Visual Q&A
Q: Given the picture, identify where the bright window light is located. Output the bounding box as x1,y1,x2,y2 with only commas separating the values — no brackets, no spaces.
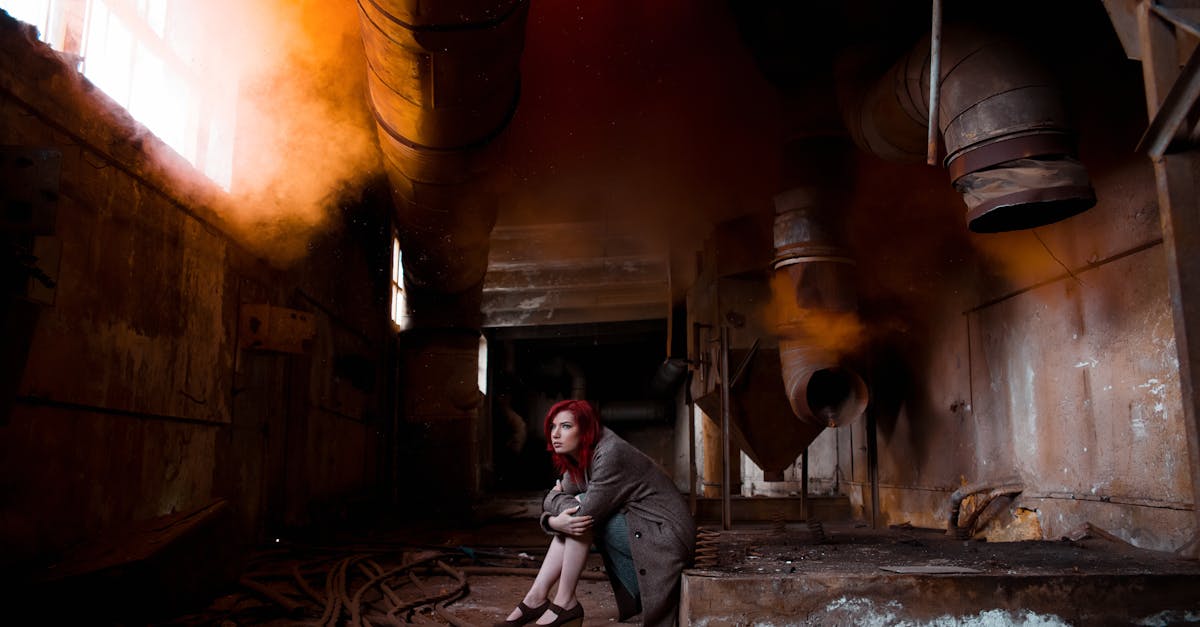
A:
390,235,406,328
477,335,488,395
2,0,235,190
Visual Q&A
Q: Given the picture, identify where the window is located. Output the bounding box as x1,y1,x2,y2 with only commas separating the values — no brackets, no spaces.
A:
390,235,405,328
3,0,236,189
477,334,488,395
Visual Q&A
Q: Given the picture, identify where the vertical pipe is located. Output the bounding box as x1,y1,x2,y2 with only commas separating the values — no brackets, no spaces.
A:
688,371,697,517
690,322,704,515
926,0,943,165
700,406,723,498
720,326,733,531
801,448,810,521
867,400,880,528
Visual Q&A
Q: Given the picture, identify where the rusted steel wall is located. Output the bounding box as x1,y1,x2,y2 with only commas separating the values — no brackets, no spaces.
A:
0,19,387,567
831,16,1195,551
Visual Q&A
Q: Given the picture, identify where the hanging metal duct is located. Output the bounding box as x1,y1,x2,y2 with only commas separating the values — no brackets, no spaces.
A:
356,0,529,295
773,186,869,428
842,27,1095,233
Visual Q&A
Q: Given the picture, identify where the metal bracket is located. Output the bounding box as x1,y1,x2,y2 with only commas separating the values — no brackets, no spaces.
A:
1138,4,1200,156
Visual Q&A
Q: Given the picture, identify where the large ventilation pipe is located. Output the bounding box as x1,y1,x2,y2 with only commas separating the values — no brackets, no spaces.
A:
356,0,529,306
773,138,869,428
773,190,870,428
841,26,1096,233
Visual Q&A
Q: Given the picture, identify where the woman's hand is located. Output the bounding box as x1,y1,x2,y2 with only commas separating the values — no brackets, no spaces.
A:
548,506,593,537
551,480,563,492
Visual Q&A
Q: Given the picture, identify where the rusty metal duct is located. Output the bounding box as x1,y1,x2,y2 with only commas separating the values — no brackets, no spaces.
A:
773,186,869,428
842,27,1096,233
356,0,529,296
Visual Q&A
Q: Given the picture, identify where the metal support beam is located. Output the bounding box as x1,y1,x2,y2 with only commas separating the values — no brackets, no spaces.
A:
1151,152,1200,559
866,397,880,529
720,325,733,531
1137,35,1200,156
1139,0,1200,559
926,0,943,165
801,448,810,521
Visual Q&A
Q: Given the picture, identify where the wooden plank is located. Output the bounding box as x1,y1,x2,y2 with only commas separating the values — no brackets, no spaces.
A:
36,500,230,581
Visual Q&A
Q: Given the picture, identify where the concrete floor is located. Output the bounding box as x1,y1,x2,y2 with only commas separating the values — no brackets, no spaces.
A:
159,515,628,626
153,502,1200,626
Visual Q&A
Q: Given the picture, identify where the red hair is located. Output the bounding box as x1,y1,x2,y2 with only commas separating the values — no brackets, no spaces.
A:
543,399,603,484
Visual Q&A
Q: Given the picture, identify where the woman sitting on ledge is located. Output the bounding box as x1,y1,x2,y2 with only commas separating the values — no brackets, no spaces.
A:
498,399,695,627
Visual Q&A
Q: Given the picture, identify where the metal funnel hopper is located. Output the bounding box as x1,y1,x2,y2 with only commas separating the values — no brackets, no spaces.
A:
695,347,825,481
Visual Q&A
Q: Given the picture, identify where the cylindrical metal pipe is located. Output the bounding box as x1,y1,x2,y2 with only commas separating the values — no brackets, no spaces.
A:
778,341,869,428
356,0,529,296
841,26,1096,232
947,478,1023,537
926,0,943,166
699,404,723,499
801,448,809,520
772,185,869,429
720,325,733,531
688,371,697,516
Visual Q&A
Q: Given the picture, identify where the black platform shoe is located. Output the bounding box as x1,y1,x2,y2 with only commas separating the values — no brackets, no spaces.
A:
494,600,550,627
536,602,584,627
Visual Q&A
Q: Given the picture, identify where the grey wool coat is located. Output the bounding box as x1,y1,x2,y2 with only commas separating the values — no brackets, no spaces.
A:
541,427,696,627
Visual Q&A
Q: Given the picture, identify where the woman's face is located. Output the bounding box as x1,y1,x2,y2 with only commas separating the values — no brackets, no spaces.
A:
550,410,581,457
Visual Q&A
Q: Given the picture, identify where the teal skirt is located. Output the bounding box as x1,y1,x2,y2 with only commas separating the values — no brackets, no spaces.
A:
577,492,640,600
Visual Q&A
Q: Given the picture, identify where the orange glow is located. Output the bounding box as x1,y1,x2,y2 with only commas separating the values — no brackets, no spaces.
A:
207,0,379,264
19,0,381,265
970,228,1079,292
768,271,867,355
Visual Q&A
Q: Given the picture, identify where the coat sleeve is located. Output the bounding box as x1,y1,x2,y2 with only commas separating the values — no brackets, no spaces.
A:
540,473,584,534
573,447,639,522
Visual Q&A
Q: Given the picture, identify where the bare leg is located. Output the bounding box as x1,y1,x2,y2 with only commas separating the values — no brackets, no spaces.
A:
537,531,592,624
505,535,565,621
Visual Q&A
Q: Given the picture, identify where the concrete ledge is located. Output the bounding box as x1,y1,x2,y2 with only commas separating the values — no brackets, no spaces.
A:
680,525,1200,625
682,570,1200,625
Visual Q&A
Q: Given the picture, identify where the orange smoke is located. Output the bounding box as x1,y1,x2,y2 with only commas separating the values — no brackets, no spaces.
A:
767,271,867,355
200,0,380,264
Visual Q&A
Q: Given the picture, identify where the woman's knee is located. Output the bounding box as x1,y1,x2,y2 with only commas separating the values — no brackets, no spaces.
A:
565,530,593,546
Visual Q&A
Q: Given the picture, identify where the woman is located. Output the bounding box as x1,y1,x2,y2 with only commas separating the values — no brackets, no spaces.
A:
498,400,695,627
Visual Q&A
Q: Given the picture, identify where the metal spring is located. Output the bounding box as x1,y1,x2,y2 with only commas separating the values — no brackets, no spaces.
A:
807,518,826,543
694,527,721,569
771,508,787,534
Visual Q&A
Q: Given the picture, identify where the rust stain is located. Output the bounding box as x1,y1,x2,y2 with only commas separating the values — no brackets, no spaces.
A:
983,506,1042,542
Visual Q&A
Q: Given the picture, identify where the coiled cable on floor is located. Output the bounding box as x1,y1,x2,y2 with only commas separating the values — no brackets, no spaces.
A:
217,542,603,627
